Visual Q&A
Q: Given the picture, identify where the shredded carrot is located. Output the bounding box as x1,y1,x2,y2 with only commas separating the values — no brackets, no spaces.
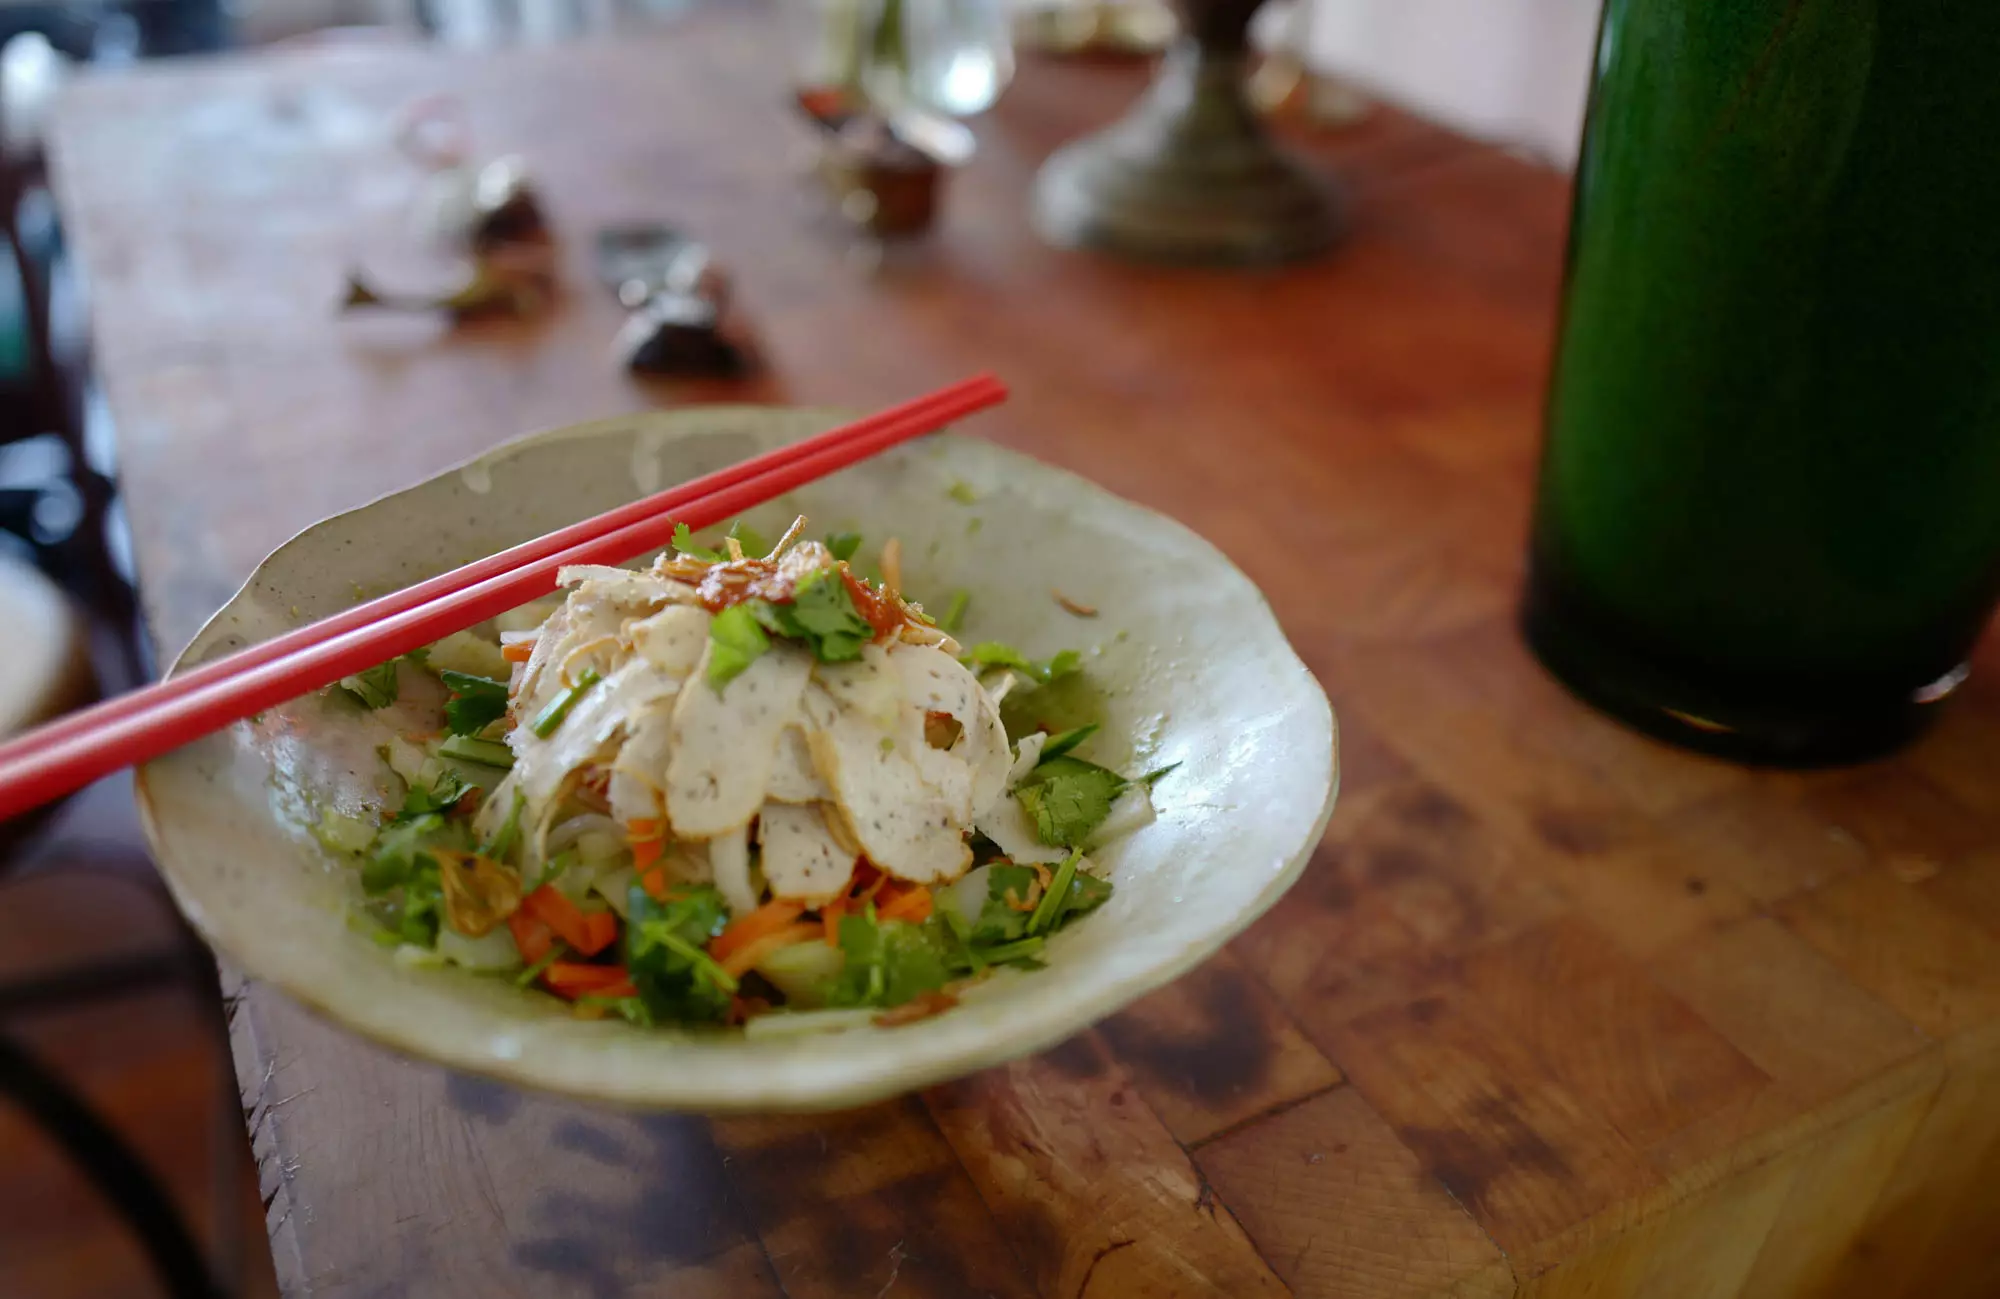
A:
717,922,821,978
508,911,554,965
542,962,635,998
627,818,665,872
877,884,933,923
709,899,808,963
502,641,536,663
639,867,669,900
820,859,881,943
523,884,618,958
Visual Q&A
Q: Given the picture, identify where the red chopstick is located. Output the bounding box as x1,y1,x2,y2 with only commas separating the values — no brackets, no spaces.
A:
23,373,1003,752
0,375,1006,820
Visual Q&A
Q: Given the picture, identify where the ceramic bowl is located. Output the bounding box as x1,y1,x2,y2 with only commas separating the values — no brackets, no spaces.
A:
137,407,1337,1111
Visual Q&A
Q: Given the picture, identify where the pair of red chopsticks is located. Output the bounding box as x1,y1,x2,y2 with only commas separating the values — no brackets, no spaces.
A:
0,374,1008,822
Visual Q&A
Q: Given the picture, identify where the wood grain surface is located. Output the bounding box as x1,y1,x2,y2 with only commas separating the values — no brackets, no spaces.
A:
48,5,2000,1295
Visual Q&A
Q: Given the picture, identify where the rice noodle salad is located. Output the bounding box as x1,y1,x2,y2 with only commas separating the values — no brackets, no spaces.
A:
318,518,1170,1034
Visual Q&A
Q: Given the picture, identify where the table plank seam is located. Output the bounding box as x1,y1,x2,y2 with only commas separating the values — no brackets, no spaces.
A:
1181,1078,1348,1154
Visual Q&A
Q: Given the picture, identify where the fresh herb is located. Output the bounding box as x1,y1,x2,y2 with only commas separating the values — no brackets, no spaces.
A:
479,790,526,862
937,906,984,974
970,864,1043,944
960,642,1082,684
1014,754,1126,847
672,522,722,562
531,667,601,737
747,568,873,663
439,670,509,737
394,867,445,947
624,884,735,1024
947,480,978,505
1065,870,1114,917
975,936,1046,967
338,661,400,709
362,812,466,893
607,996,655,1026
1028,849,1083,935
1138,762,1181,786
958,858,1112,973
513,941,568,987
395,766,473,822
437,735,514,768
822,909,951,1009
940,589,970,633
1037,723,1099,763
824,531,863,562
706,603,772,690
726,519,768,556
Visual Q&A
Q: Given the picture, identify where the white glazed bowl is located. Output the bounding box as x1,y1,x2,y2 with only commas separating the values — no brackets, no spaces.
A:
137,408,1337,1111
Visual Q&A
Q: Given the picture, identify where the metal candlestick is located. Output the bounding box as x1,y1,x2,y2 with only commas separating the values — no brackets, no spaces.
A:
1031,0,1343,265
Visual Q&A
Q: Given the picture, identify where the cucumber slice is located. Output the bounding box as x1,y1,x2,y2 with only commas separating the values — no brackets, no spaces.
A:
756,940,844,1009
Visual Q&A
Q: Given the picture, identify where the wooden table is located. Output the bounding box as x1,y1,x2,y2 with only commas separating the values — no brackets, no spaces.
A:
48,9,2000,1296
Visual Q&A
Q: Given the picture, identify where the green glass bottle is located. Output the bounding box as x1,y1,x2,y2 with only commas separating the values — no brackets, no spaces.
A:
1524,0,2000,765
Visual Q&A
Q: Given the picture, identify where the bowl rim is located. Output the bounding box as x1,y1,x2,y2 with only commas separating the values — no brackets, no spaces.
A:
137,406,1339,1110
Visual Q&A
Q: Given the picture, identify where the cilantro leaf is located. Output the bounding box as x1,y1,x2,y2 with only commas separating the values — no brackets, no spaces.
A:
1014,754,1126,847
672,522,722,562
822,911,952,1009
960,642,1082,685
395,765,473,822
784,569,875,661
745,569,874,665
392,864,444,947
1066,870,1114,917
707,603,772,690
439,670,509,737
726,519,769,556
625,884,735,1024
362,810,469,896
952,859,1113,973
824,531,863,562
970,864,1042,944
1041,649,1083,681
338,661,400,709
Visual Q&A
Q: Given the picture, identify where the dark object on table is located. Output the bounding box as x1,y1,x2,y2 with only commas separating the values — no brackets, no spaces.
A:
1030,0,1342,264
597,223,729,312
461,156,550,253
1524,0,2000,766
595,224,748,377
612,290,748,377
820,115,943,238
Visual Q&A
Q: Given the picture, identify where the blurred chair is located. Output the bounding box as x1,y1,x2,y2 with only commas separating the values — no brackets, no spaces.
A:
0,18,246,1299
